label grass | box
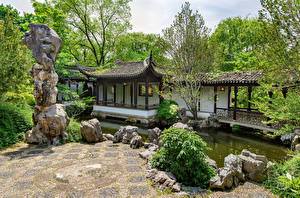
[264,152,300,198]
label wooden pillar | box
[122,83,126,105]
[130,83,133,106]
[134,80,138,107]
[113,84,116,105]
[227,86,231,109]
[159,82,163,104]
[96,81,99,105]
[282,88,288,98]
[214,86,217,114]
[247,86,252,112]
[145,79,149,110]
[103,83,107,105]
[233,86,238,120]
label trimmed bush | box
[66,118,82,142]
[264,152,300,197]
[157,100,179,123]
[0,102,33,149]
[151,127,215,188]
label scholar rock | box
[113,126,138,143]
[172,122,193,131]
[224,154,245,181]
[130,133,144,149]
[80,118,104,143]
[21,23,69,145]
[146,169,180,192]
[148,127,161,145]
[205,157,218,170]
[103,134,114,141]
[209,167,234,190]
[177,106,189,123]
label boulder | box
[177,106,189,123]
[26,129,48,144]
[210,167,234,190]
[224,154,245,181]
[172,122,193,131]
[205,157,218,170]
[239,149,267,182]
[80,118,104,143]
[281,132,296,144]
[103,134,114,141]
[147,169,180,192]
[148,127,161,145]
[291,135,300,151]
[130,132,144,149]
[113,126,138,143]
[139,150,156,160]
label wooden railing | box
[216,107,281,130]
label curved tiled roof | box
[77,58,163,79]
[200,71,263,85]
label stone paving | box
[0,141,276,198]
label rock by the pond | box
[205,156,218,170]
[224,154,245,182]
[103,133,114,141]
[80,118,104,143]
[210,167,234,190]
[177,106,189,124]
[122,126,138,144]
[146,169,181,192]
[172,122,193,131]
[291,135,300,151]
[130,132,144,149]
[139,150,156,160]
[113,126,138,143]
[148,127,161,145]
[239,149,267,182]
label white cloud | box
[1,0,262,34]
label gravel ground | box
[0,142,276,198]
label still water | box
[100,121,288,167]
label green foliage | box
[210,17,264,72]
[151,127,215,187]
[254,89,300,135]
[57,83,94,117]
[0,12,32,97]
[0,102,33,149]
[157,100,179,123]
[264,152,300,197]
[66,118,82,143]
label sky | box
[0,0,262,34]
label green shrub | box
[151,127,215,188]
[264,152,300,197]
[66,118,82,143]
[0,102,33,149]
[157,100,179,123]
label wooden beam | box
[130,83,133,106]
[123,84,126,105]
[159,82,163,104]
[103,83,107,105]
[134,80,137,107]
[96,81,99,105]
[247,86,252,112]
[233,86,238,120]
[227,86,231,109]
[145,79,149,110]
[113,84,116,105]
[214,86,217,114]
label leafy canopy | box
[160,2,214,120]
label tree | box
[210,17,265,72]
[160,2,214,120]
[53,0,132,67]
[0,13,32,99]
[255,0,300,134]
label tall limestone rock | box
[20,23,69,145]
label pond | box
[100,121,288,167]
